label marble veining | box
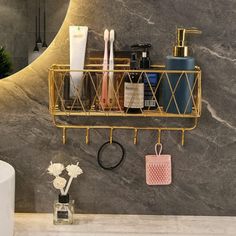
[199,46,236,63]
[0,0,235,215]
[115,0,155,25]
[202,99,236,131]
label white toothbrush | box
[108,29,115,107]
[101,29,109,108]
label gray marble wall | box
[0,0,236,216]
[27,0,69,62]
[0,0,28,72]
[0,0,68,73]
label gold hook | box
[157,129,161,144]
[86,128,90,144]
[62,127,67,144]
[110,128,113,144]
[181,129,185,146]
[134,129,138,145]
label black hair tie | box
[97,141,125,170]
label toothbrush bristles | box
[104,29,109,41]
[110,30,115,42]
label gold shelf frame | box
[48,63,202,145]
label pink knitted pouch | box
[145,143,172,186]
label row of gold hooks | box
[59,118,197,146]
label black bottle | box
[124,52,144,113]
[136,44,159,110]
[139,44,151,69]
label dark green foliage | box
[0,46,12,79]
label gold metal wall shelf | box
[48,63,201,145]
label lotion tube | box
[69,26,88,98]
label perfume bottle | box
[53,194,74,225]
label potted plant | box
[0,46,12,79]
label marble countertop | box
[15,213,236,236]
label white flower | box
[48,162,65,177]
[66,164,83,178]
[53,176,67,190]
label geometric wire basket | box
[48,63,201,145]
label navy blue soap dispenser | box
[163,28,201,114]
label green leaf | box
[0,46,13,79]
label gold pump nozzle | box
[173,28,202,57]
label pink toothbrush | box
[101,29,109,108]
[108,29,115,108]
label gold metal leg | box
[181,130,185,146]
[110,128,113,144]
[134,129,138,145]
[86,128,90,144]
[62,128,67,144]
[157,129,161,144]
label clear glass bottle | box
[53,194,74,225]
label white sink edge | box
[0,160,15,184]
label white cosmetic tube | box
[69,26,88,97]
